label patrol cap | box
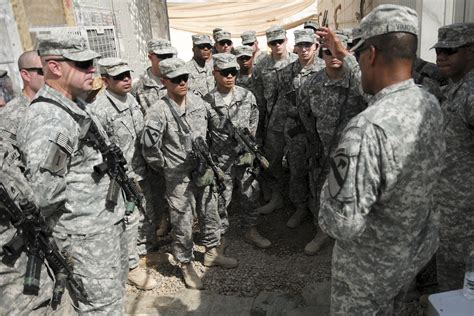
[266,25,286,42]
[213,53,240,70]
[192,34,212,45]
[351,4,418,52]
[99,57,133,76]
[294,29,316,44]
[37,34,100,61]
[215,31,232,42]
[241,31,257,45]
[352,27,363,40]
[147,39,177,55]
[212,27,223,40]
[160,57,189,79]
[432,23,474,49]
[304,20,319,31]
[234,46,253,58]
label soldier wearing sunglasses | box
[17,35,130,314]
[142,58,238,290]
[1,51,44,161]
[235,45,256,96]
[90,58,156,291]
[432,22,474,293]
[277,29,325,231]
[214,30,233,54]
[240,31,265,66]
[253,25,297,215]
[204,53,271,250]
[133,39,177,253]
[186,34,215,98]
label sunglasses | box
[218,40,232,46]
[196,44,212,50]
[354,44,372,61]
[322,49,332,56]
[243,42,255,47]
[296,42,313,49]
[219,68,238,77]
[155,54,174,60]
[269,39,285,46]
[23,67,44,76]
[435,47,462,56]
[237,56,252,62]
[45,58,94,70]
[111,71,131,81]
[169,74,189,84]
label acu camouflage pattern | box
[279,57,325,207]
[436,68,474,291]
[133,67,167,114]
[17,85,127,314]
[186,59,215,98]
[204,86,260,232]
[89,89,146,269]
[413,57,446,102]
[142,93,220,262]
[319,79,445,315]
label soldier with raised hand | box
[186,34,215,98]
[142,58,237,290]
[17,35,128,314]
[204,53,271,250]
[433,22,474,292]
[253,25,297,215]
[279,29,325,229]
[133,38,177,249]
[301,34,366,256]
[240,31,265,66]
[89,57,157,291]
[316,5,445,313]
[0,51,44,160]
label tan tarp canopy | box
[168,1,318,36]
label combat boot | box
[257,191,283,215]
[216,235,229,254]
[180,262,203,290]
[286,205,309,228]
[204,247,238,268]
[128,267,157,290]
[156,213,170,237]
[244,226,271,249]
[304,231,329,255]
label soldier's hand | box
[316,27,350,61]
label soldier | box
[186,34,215,98]
[304,20,319,33]
[253,25,297,215]
[211,27,223,55]
[235,45,256,96]
[317,5,445,314]
[240,31,266,65]
[142,58,237,290]
[17,35,128,313]
[433,22,474,292]
[0,70,15,106]
[133,38,177,251]
[214,30,233,54]
[90,57,157,290]
[413,57,445,102]
[204,53,271,249]
[280,29,325,229]
[301,33,366,255]
[0,51,44,159]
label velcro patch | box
[55,133,74,155]
[143,120,162,148]
[328,153,350,198]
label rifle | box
[86,117,152,223]
[0,184,87,309]
[192,136,226,193]
[220,117,270,171]
[322,9,329,27]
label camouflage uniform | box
[433,23,474,292]
[204,83,260,233]
[240,31,266,66]
[133,39,177,254]
[302,68,366,215]
[186,59,215,98]
[142,62,220,262]
[319,6,446,314]
[254,35,297,194]
[90,69,145,271]
[0,94,29,163]
[235,45,257,99]
[280,32,325,210]
[413,57,445,102]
